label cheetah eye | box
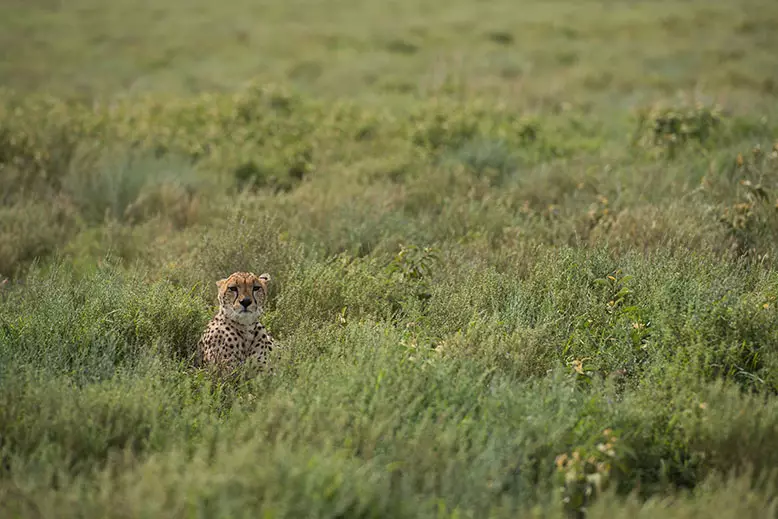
[252,286,261,291]
[228,286,238,293]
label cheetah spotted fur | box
[197,271,275,372]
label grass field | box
[2,0,778,517]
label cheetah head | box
[216,271,270,325]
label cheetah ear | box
[258,273,271,284]
[216,278,228,291]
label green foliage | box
[714,143,778,256]
[555,428,630,517]
[0,199,78,278]
[63,148,203,226]
[564,269,651,384]
[634,103,724,157]
[384,244,440,309]
[2,0,778,516]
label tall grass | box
[2,0,778,516]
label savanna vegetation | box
[2,0,778,517]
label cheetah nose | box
[240,297,252,308]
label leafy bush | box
[0,199,78,277]
[633,102,724,157]
[715,143,778,256]
[63,148,202,225]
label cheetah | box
[197,271,275,373]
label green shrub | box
[62,147,202,225]
[0,199,79,278]
[633,102,724,158]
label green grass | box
[2,0,778,517]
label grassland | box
[2,0,778,517]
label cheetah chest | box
[200,317,273,366]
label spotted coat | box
[197,271,274,372]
